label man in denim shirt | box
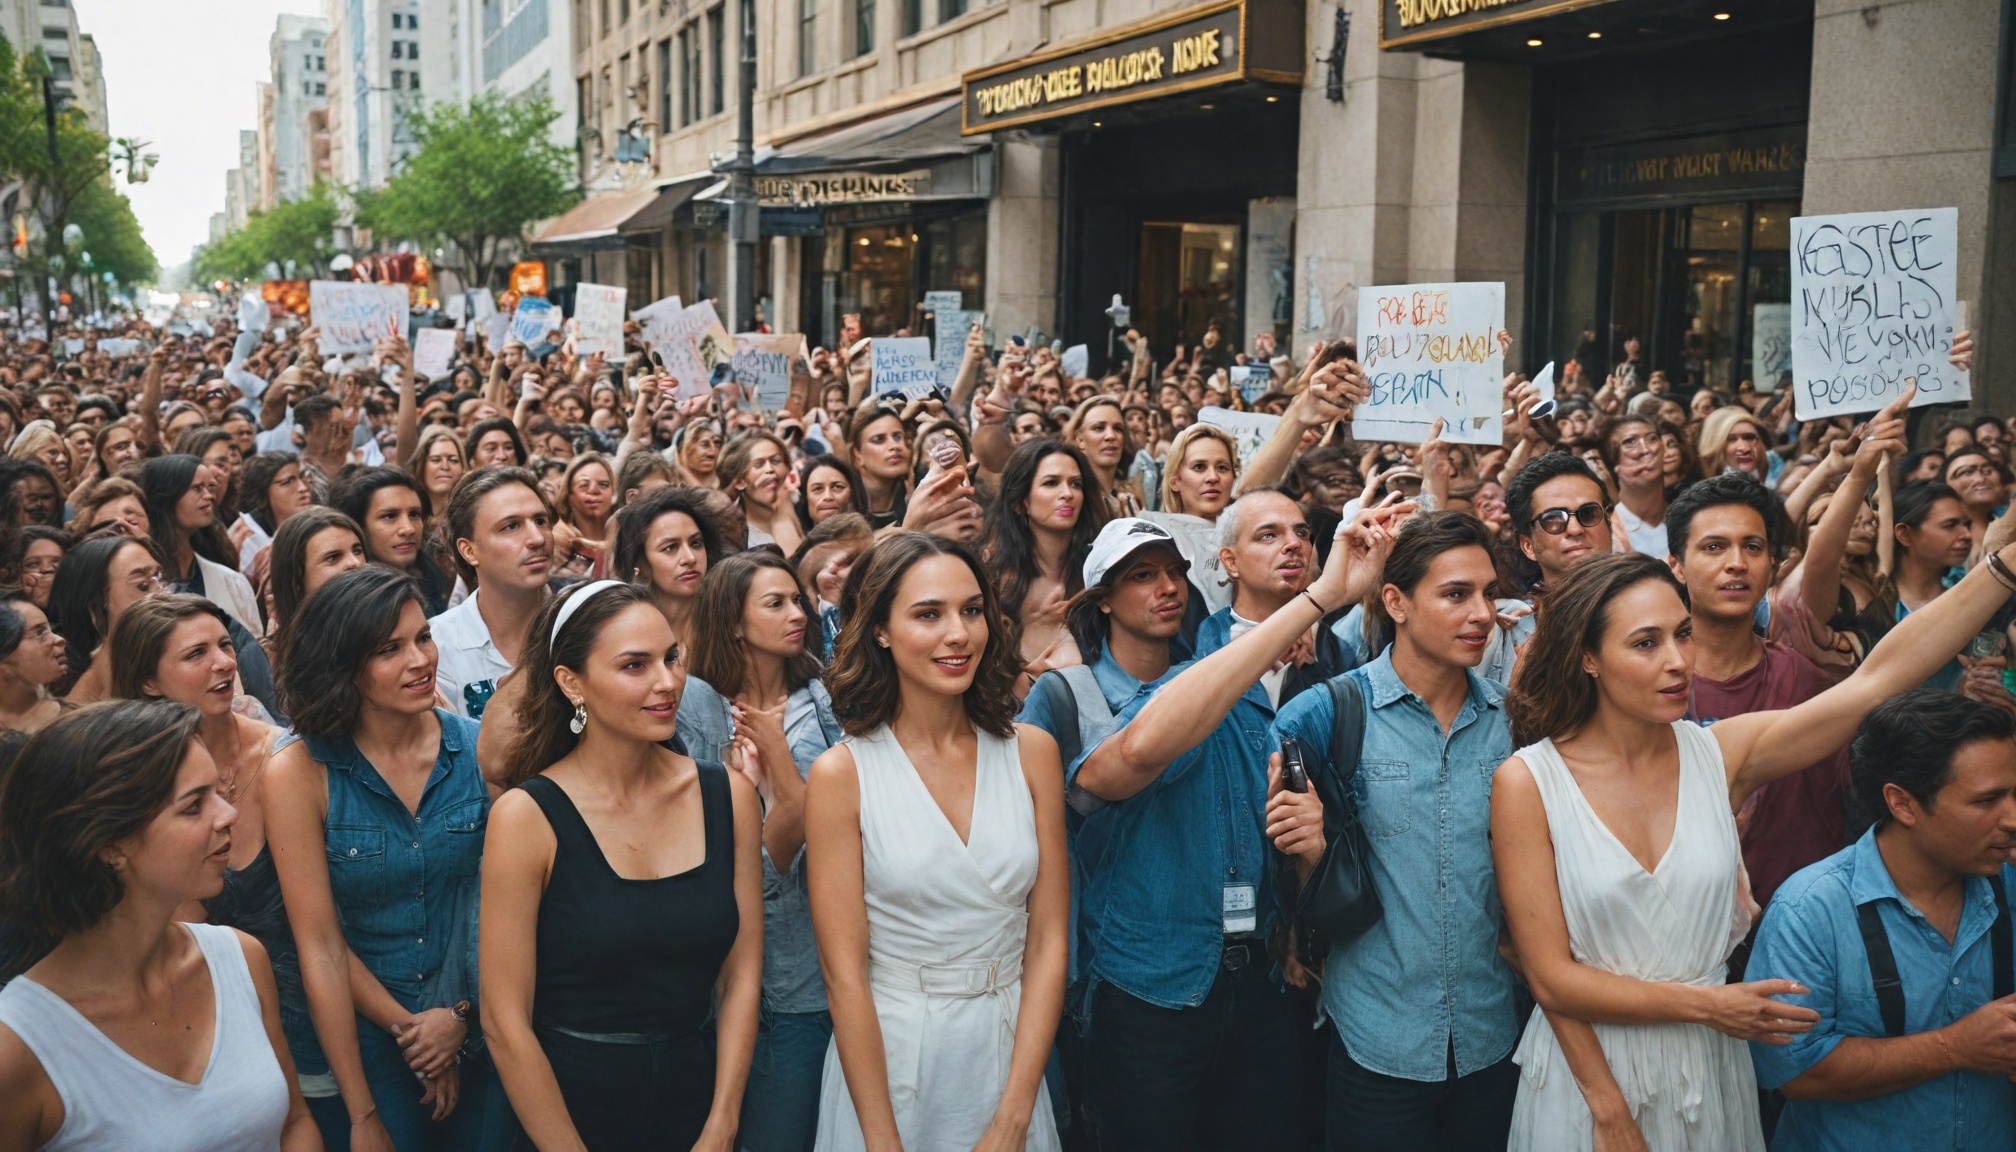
[1747,692,2016,1151]
[1271,511,1521,1151]
[1072,509,1391,1151]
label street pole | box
[40,75,59,338]
[728,0,758,332]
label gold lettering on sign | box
[1171,28,1221,74]
[754,171,932,206]
[1583,141,1806,191]
[1393,0,1529,30]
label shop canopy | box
[530,173,714,253]
[755,96,985,176]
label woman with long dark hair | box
[0,587,67,733]
[176,425,246,527]
[266,566,514,1152]
[238,450,318,578]
[687,552,842,1150]
[0,700,319,1150]
[981,439,1106,694]
[720,431,802,555]
[263,506,368,662]
[141,454,264,639]
[466,417,529,469]
[846,403,910,531]
[805,533,1068,1150]
[481,580,763,1150]
[1872,480,1976,692]
[795,453,868,533]
[612,484,723,658]
[1492,547,2016,1150]
[329,466,456,616]
[49,533,166,703]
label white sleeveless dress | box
[1508,721,1764,1152]
[0,922,290,1151]
[813,723,1062,1152]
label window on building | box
[318,55,326,69]
[600,0,611,37]
[707,6,724,118]
[852,0,872,58]
[619,0,630,24]
[678,24,699,125]
[409,70,421,93]
[305,53,314,70]
[657,38,672,130]
[797,0,815,77]
[408,12,418,28]
[46,56,69,81]
[316,82,326,95]
[391,69,404,88]
[391,39,402,58]
[38,0,67,8]
[939,0,966,22]
[408,41,419,56]
[900,0,920,37]
[42,27,65,40]
[391,12,402,28]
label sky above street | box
[74,0,323,274]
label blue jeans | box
[357,1022,516,1151]
[306,1093,350,1152]
[738,1008,832,1152]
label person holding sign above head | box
[1490,523,2016,1152]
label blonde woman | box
[1064,396,1143,517]
[1697,406,1774,486]
[408,424,467,531]
[1142,422,1241,619]
[10,421,71,494]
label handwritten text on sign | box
[731,333,803,411]
[572,284,627,358]
[871,338,938,397]
[1791,207,1966,418]
[309,281,407,354]
[1354,282,1503,445]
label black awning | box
[758,97,984,175]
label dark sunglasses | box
[1534,501,1607,535]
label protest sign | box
[573,284,626,358]
[61,338,83,357]
[238,290,268,333]
[1060,344,1089,379]
[510,297,559,349]
[1751,303,1791,392]
[1354,282,1503,445]
[309,281,407,354]
[1230,365,1272,403]
[732,333,802,410]
[631,295,685,351]
[923,291,962,314]
[98,338,143,358]
[1527,362,1557,419]
[1791,207,1965,417]
[1199,406,1281,467]
[482,314,511,352]
[470,291,497,323]
[685,300,734,371]
[871,337,937,397]
[631,296,707,398]
[413,328,457,380]
[934,309,977,389]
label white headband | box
[550,579,627,646]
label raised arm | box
[1076,505,1400,801]
[1798,410,1906,645]
[1716,537,2016,800]
[139,340,169,451]
[385,336,419,469]
[948,322,987,413]
[805,744,906,1151]
[1238,359,1364,495]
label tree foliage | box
[0,35,158,290]
[355,92,577,291]
[193,182,342,283]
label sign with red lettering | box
[1354,282,1504,445]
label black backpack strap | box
[1857,902,1908,1038]
[1994,877,2012,1002]
[1326,675,1366,789]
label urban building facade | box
[0,0,108,135]
[420,0,578,149]
[267,15,332,205]
[545,0,2015,410]
[325,0,425,188]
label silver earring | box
[569,702,586,734]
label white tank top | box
[0,922,290,1152]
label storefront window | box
[836,211,987,339]
[1137,221,1241,358]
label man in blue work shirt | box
[1271,511,1520,1151]
[1747,691,2016,1151]
[1071,507,1391,1151]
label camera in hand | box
[1279,737,1310,794]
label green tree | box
[66,176,157,286]
[356,92,577,291]
[194,181,342,283]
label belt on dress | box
[534,1020,707,1046]
[870,954,1024,998]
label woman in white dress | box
[1492,546,2016,1151]
[805,532,1068,1152]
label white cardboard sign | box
[572,284,627,358]
[1790,207,1966,417]
[871,337,937,397]
[413,328,458,381]
[731,333,802,410]
[309,281,407,354]
[1354,282,1504,445]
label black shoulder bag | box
[1284,675,1383,968]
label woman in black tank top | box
[479,581,764,1151]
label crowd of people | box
[0,302,2005,1152]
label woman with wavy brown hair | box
[804,533,1068,1150]
[1491,546,2016,1151]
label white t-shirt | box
[429,591,515,718]
[1616,501,1669,558]
[1228,609,1288,708]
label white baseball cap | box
[1083,517,1185,588]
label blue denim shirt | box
[1071,617,1276,1011]
[763,681,843,1014]
[1271,647,1518,1081]
[307,709,487,1011]
[1016,648,1144,746]
[1748,829,2016,1151]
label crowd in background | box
[0,300,2005,1152]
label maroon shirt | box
[1690,639,1853,908]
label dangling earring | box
[569,702,587,735]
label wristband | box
[1988,548,2016,595]
[1299,588,1334,616]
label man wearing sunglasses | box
[1507,452,1615,595]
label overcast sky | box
[74,0,324,272]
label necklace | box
[209,718,245,803]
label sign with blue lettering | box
[1353,281,1503,445]
[1790,207,1966,418]
[871,337,939,397]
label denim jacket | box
[307,709,487,1013]
[763,680,844,1014]
[1072,616,1277,1011]
[1270,649,1518,1081]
